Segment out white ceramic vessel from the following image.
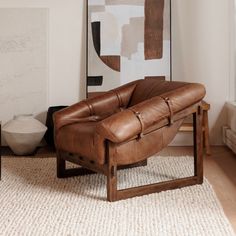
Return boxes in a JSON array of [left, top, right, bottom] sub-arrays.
[[2, 114, 47, 155]]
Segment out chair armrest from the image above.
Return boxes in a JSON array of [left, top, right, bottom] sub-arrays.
[[96, 109, 141, 143], [53, 92, 121, 131], [96, 96, 169, 143], [53, 80, 140, 131], [96, 83, 206, 143], [53, 101, 92, 131]]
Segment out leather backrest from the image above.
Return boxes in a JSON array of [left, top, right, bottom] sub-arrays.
[[129, 77, 188, 107], [112, 79, 141, 108]]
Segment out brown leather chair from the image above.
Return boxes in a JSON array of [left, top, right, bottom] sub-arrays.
[[54, 78, 206, 201]]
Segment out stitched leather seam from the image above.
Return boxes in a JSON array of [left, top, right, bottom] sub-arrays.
[[83, 100, 94, 116], [159, 96, 174, 125], [128, 109, 144, 139], [112, 90, 123, 109]]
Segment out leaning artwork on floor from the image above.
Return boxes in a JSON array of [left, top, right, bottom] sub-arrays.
[[87, 0, 171, 97], [0, 8, 48, 138]]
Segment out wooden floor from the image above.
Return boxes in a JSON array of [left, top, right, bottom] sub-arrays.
[[160, 146, 236, 234]]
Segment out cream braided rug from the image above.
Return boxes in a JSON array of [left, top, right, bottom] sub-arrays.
[[0, 156, 235, 236]]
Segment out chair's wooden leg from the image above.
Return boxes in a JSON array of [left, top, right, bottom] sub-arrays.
[[203, 110, 211, 155], [116, 176, 198, 201], [57, 152, 66, 178], [104, 108, 204, 202], [106, 143, 118, 202], [107, 164, 118, 202], [193, 107, 203, 184], [57, 151, 96, 178]]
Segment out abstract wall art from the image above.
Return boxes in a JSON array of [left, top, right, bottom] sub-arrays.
[[87, 0, 171, 97]]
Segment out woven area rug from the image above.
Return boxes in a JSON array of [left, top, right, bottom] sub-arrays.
[[0, 156, 235, 236]]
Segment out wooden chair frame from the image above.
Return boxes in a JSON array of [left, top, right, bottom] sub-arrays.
[[57, 105, 203, 202]]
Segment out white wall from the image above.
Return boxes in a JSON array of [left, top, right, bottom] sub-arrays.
[[0, 0, 87, 107], [0, 0, 234, 145], [0, 8, 48, 130], [172, 0, 234, 145]]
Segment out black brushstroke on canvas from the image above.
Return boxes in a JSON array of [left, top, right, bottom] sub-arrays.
[[91, 22, 101, 56], [87, 76, 103, 86]]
